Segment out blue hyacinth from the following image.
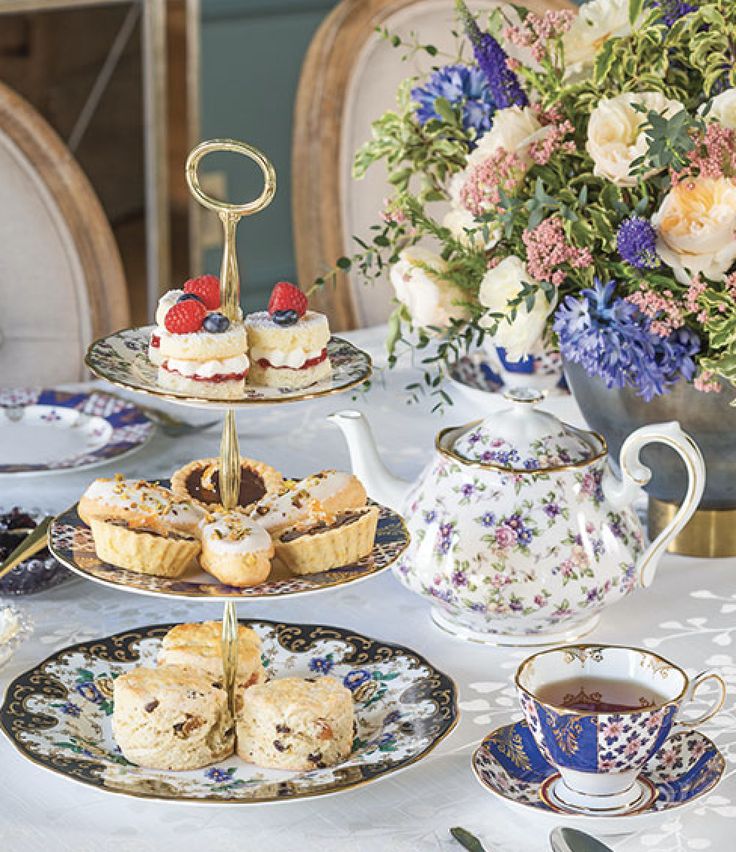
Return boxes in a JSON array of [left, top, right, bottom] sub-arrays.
[[652, 0, 698, 26], [553, 280, 700, 401], [412, 64, 496, 143], [617, 217, 660, 270], [455, 1, 528, 110]]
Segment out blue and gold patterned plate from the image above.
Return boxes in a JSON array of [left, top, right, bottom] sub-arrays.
[[472, 720, 725, 835], [85, 327, 372, 409], [0, 389, 154, 476], [0, 620, 457, 803], [48, 497, 409, 601]]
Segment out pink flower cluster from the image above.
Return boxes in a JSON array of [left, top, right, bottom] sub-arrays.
[[684, 276, 709, 323], [521, 216, 593, 286], [694, 370, 722, 393], [460, 148, 524, 216], [673, 123, 736, 183], [503, 11, 575, 63], [529, 120, 576, 166], [626, 286, 685, 337]]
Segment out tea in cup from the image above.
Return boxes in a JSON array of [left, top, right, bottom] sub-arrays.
[[515, 644, 726, 813]]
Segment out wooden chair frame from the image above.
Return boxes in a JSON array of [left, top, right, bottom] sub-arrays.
[[293, 0, 574, 330]]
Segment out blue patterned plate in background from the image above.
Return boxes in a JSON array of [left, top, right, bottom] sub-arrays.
[[0, 620, 457, 803], [0, 388, 154, 475]]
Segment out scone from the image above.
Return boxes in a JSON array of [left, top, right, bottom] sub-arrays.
[[245, 282, 331, 389], [158, 620, 265, 691], [78, 475, 204, 535], [250, 471, 367, 536], [236, 677, 354, 770], [275, 505, 379, 575], [172, 457, 283, 512], [200, 511, 274, 587], [90, 518, 199, 577], [112, 664, 234, 770]]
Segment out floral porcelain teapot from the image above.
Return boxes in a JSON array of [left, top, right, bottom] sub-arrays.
[[329, 390, 706, 645]]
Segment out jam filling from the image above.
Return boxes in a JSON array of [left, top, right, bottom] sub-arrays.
[[279, 511, 363, 543], [185, 466, 266, 507], [257, 348, 328, 371], [162, 363, 247, 383], [150, 334, 161, 348]]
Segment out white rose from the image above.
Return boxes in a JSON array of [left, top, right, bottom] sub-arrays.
[[468, 106, 544, 170], [586, 92, 685, 187], [478, 256, 555, 361], [442, 173, 501, 250], [563, 0, 637, 79], [703, 88, 736, 129], [389, 246, 470, 328], [652, 177, 736, 283]]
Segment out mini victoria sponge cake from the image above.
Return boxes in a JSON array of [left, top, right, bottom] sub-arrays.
[[236, 676, 355, 771], [112, 664, 234, 770], [245, 310, 331, 389], [171, 457, 283, 513], [157, 621, 265, 691]]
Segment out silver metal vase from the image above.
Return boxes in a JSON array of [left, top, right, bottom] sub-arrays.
[[564, 360, 736, 557]]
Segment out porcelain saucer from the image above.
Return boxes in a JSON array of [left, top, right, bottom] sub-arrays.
[[472, 720, 724, 835]]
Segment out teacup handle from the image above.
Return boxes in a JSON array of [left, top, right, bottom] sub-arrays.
[[676, 670, 727, 728]]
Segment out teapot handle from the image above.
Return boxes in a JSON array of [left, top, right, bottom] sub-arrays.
[[603, 422, 705, 589]]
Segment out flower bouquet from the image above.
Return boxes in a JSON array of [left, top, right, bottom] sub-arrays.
[[328, 0, 736, 407]]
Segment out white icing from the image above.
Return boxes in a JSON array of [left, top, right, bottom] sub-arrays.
[[251, 471, 353, 531], [250, 346, 324, 369], [163, 353, 250, 378], [155, 290, 183, 325], [82, 478, 204, 528], [245, 310, 328, 331], [201, 512, 271, 554]]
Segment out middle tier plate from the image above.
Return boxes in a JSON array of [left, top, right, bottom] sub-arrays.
[[85, 326, 372, 409], [49, 500, 408, 601]]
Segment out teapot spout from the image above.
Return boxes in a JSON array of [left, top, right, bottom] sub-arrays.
[[328, 410, 411, 512]]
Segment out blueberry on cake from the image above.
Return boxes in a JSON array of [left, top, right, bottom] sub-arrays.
[[245, 282, 331, 389], [236, 676, 354, 771]]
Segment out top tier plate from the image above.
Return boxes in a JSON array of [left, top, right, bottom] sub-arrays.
[[85, 327, 372, 409]]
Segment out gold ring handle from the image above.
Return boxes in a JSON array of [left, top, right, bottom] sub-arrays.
[[185, 138, 276, 216], [677, 670, 727, 728]]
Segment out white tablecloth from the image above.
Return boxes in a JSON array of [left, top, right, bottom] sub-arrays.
[[0, 326, 734, 852]]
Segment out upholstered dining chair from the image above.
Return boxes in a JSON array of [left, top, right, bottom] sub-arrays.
[[0, 80, 129, 386], [293, 0, 574, 330]]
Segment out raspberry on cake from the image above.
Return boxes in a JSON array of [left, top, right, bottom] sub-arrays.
[[246, 282, 331, 389]]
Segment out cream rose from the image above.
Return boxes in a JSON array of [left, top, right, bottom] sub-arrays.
[[704, 88, 736, 130], [389, 246, 470, 328], [563, 0, 637, 79], [652, 177, 736, 283], [586, 92, 685, 187], [442, 173, 501, 250], [478, 256, 555, 361], [468, 106, 544, 170]]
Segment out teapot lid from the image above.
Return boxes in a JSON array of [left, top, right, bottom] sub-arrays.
[[448, 388, 603, 471]]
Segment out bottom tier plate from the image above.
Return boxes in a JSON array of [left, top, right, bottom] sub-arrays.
[[0, 620, 457, 804]]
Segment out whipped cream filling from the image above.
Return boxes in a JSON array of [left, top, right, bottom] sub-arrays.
[[201, 512, 271, 554], [250, 346, 325, 369], [155, 290, 184, 325], [162, 353, 250, 378]]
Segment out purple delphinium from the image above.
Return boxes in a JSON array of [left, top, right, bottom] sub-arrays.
[[617, 217, 660, 270], [652, 0, 698, 26], [412, 64, 496, 144], [553, 280, 700, 401], [456, 0, 528, 109]]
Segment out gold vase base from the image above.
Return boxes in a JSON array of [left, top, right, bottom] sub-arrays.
[[648, 498, 736, 558]]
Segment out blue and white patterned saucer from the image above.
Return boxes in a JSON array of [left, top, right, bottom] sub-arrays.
[[472, 720, 724, 835], [0, 388, 154, 476], [449, 353, 568, 409]]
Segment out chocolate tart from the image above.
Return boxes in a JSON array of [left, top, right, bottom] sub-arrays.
[[171, 457, 283, 513]]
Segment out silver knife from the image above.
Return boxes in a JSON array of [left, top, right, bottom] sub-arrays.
[[550, 827, 613, 852]]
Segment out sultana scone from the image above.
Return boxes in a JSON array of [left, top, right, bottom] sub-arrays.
[[158, 620, 265, 691], [236, 676, 354, 771], [250, 471, 366, 536], [112, 664, 234, 770], [78, 475, 204, 534], [275, 505, 379, 575], [199, 511, 274, 587], [90, 518, 199, 577], [171, 457, 283, 513]]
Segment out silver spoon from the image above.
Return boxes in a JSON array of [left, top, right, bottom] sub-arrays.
[[550, 827, 614, 852]]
